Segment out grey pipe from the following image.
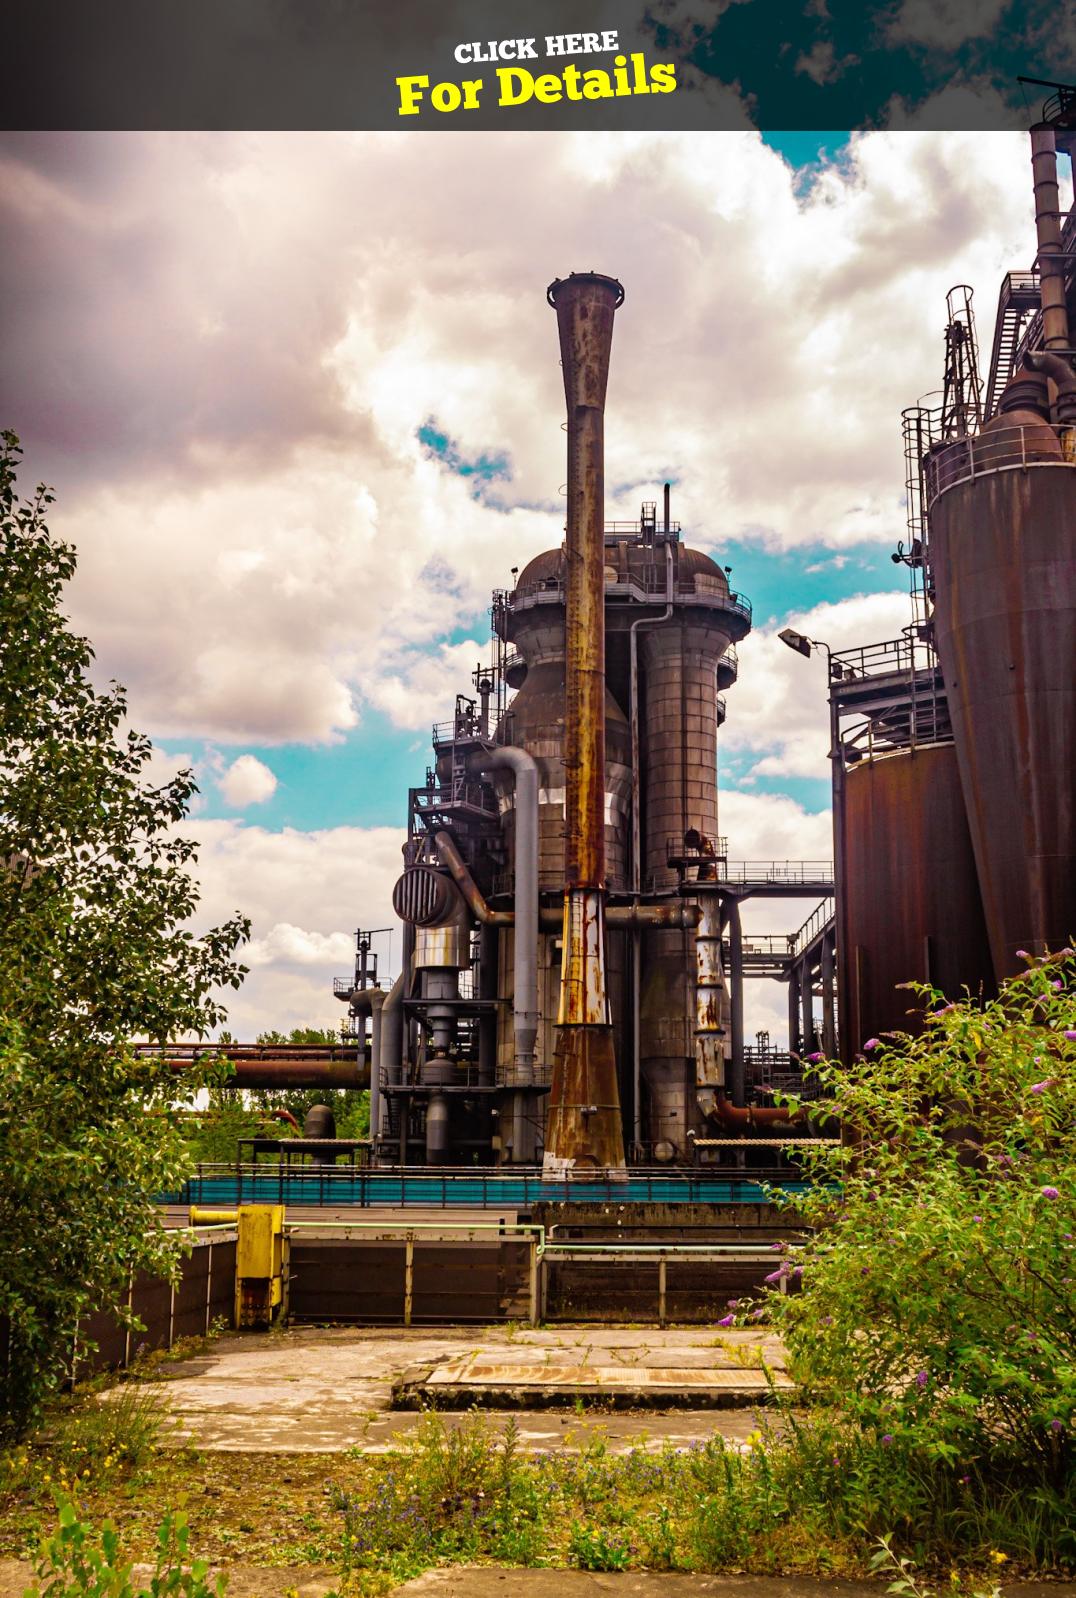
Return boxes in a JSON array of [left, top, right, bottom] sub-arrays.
[[628, 530, 675, 1150], [467, 743, 539, 1084], [376, 970, 406, 1159], [368, 992, 384, 1150]]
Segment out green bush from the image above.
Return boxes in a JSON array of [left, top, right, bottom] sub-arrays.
[[761, 948, 1075, 1559], [25, 1495, 226, 1596]]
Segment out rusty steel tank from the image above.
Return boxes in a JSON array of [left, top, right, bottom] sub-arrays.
[[626, 543, 747, 1155], [496, 546, 632, 892], [927, 395, 1076, 978], [837, 742, 994, 1057]]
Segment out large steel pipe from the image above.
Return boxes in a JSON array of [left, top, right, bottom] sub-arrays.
[[467, 744, 539, 1083], [1030, 124, 1070, 351], [545, 271, 626, 1176], [168, 1055, 369, 1088]]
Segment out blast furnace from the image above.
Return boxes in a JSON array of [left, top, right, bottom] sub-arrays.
[[338, 273, 755, 1170]]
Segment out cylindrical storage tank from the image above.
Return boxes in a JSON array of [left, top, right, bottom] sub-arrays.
[[638, 585, 734, 1157], [836, 743, 994, 1059], [496, 548, 632, 892], [929, 435, 1076, 977], [641, 619, 731, 884]]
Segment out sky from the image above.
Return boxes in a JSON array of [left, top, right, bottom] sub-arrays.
[[1, 127, 1067, 1043]]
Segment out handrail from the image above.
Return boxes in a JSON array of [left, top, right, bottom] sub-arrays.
[[925, 422, 1075, 508]]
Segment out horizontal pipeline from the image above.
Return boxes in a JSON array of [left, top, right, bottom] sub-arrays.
[[433, 832, 701, 930], [168, 1056, 370, 1088]]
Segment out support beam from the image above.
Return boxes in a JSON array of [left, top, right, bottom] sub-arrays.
[[726, 898, 745, 1107], [787, 966, 801, 1057], [800, 958, 814, 1058], [821, 932, 836, 1058]]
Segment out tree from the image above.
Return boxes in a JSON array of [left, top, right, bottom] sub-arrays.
[[0, 433, 249, 1436]]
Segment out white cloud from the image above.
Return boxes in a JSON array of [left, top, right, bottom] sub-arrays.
[[2, 130, 1037, 747], [180, 819, 407, 1037], [722, 589, 913, 779], [219, 753, 278, 806]]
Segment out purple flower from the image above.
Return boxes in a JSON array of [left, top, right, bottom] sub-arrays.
[[1030, 1080, 1054, 1094], [822, 1316, 833, 1326], [1064, 1030, 1076, 1042], [881, 1434, 894, 1446], [863, 1038, 881, 1051], [1017, 949, 1031, 960], [1052, 980, 1064, 991], [807, 1051, 823, 1062], [764, 1267, 787, 1285], [972, 1215, 982, 1223], [1050, 1419, 1064, 1433], [915, 1372, 929, 1388], [751, 1308, 766, 1321], [790, 1266, 804, 1281], [726, 1299, 740, 1309], [1041, 1186, 1060, 1200]]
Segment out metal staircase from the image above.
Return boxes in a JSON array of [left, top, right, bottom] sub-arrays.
[[984, 272, 1042, 420]]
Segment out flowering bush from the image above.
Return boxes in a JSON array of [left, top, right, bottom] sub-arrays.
[[764, 947, 1075, 1557]]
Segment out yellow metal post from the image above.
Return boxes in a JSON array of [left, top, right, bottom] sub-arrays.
[[234, 1205, 288, 1328]]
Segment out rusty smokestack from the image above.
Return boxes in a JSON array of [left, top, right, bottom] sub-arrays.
[[1030, 123, 1070, 351], [543, 270, 627, 1178]]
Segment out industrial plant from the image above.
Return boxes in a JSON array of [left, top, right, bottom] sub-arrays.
[[321, 102, 1074, 1175]]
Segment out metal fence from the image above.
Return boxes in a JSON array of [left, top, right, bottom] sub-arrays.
[[71, 1228, 236, 1381], [171, 1164, 812, 1210]]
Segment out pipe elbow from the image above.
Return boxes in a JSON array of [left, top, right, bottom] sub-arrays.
[[1026, 350, 1076, 391]]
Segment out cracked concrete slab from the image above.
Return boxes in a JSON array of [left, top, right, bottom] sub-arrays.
[[128, 1325, 780, 1453]]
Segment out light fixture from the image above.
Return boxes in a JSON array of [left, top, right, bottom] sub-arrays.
[[778, 627, 813, 658]]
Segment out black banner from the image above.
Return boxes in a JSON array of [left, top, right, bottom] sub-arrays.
[[3, 0, 1073, 132]]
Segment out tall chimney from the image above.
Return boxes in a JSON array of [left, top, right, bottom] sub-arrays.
[[543, 271, 627, 1178], [1030, 122, 1071, 351]]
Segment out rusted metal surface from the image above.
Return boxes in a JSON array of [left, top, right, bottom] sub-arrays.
[[546, 1022, 626, 1174], [835, 744, 994, 1057], [548, 271, 623, 891], [693, 895, 726, 1091], [929, 460, 1076, 977], [544, 272, 627, 1176], [162, 1050, 369, 1088], [74, 1240, 236, 1379], [288, 1238, 522, 1324]]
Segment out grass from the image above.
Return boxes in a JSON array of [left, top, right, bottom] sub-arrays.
[[2, 1375, 1071, 1595]]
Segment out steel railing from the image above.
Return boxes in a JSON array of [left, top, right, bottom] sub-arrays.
[[925, 421, 1075, 507], [168, 1163, 815, 1209]]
